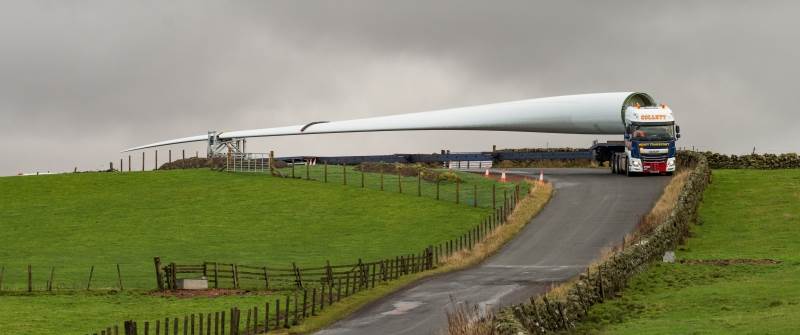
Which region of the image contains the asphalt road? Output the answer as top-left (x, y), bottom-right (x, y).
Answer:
top-left (317, 168), bottom-right (671, 335)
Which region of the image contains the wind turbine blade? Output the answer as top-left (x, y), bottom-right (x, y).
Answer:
top-left (123, 92), bottom-right (655, 151)
top-left (218, 92), bottom-right (648, 139)
top-left (121, 134), bottom-right (208, 152)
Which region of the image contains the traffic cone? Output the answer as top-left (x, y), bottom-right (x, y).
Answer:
top-left (484, 169), bottom-right (490, 177)
top-left (538, 170), bottom-right (544, 184)
top-left (500, 170), bottom-right (507, 183)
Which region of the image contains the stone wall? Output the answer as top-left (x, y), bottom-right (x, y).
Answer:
top-left (703, 152), bottom-right (800, 169)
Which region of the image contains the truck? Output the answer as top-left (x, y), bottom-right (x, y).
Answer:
top-left (123, 92), bottom-right (681, 178)
top-left (609, 104), bottom-right (681, 176)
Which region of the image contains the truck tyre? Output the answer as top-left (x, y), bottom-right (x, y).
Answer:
top-left (611, 157), bottom-right (617, 174)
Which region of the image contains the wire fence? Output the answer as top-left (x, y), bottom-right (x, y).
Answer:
top-left (226, 153), bottom-right (528, 210)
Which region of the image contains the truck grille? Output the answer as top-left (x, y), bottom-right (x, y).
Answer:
top-left (641, 153), bottom-right (668, 162)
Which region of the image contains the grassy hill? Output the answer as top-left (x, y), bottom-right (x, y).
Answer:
top-left (575, 169), bottom-right (800, 334)
top-left (0, 168), bottom-right (514, 334)
top-left (0, 169), bottom-right (498, 290)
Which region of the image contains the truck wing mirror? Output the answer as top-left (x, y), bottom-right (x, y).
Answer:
top-left (676, 125), bottom-right (681, 133)
top-left (676, 133), bottom-right (681, 139)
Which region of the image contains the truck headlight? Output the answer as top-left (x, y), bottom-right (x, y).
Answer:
top-left (667, 158), bottom-right (676, 171)
top-left (630, 158), bottom-right (643, 171)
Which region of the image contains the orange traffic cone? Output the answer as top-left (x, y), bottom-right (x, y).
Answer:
top-left (484, 169), bottom-right (490, 177)
top-left (500, 170), bottom-right (507, 183)
top-left (538, 170), bottom-right (544, 184)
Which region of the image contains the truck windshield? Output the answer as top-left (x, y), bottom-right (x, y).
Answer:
top-left (630, 124), bottom-right (674, 141)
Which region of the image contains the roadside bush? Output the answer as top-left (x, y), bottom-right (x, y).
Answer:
top-left (354, 162), bottom-right (461, 182)
top-left (158, 156), bottom-right (287, 171)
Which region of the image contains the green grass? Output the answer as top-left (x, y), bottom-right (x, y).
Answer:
top-left (575, 169), bottom-right (800, 334)
top-left (0, 168), bottom-right (518, 334)
top-left (0, 291), bottom-right (283, 335)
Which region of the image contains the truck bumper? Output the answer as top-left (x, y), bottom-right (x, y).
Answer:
top-left (642, 161), bottom-right (668, 173)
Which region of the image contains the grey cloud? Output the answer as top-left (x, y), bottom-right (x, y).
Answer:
top-left (1, 1), bottom-right (798, 175)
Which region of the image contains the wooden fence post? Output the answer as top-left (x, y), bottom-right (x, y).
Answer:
top-left (293, 292), bottom-right (300, 325)
top-left (292, 262), bottom-right (303, 288)
top-left (456, 179), bottom-right (460, 204)
top-left (311, 289), bottom-right (316, 316)
top-left (154, 150), bottom-right (158, 170)
top-left (117, 264), bottom-right (124, 290)
top-left (503, 189), bottom-right (508, 217)
top-left (492, 184), bottom-right (496, 209)
top-left (283, 297), bottom-right (290, 328)
top-left (128, 155), bottom-right (131, 172)
top-left (417, 172), bottom-right (422, 196)
top-left (87, 265), bottom-right (94, 290)
top-left (265, 302), bottom-right (271, 330)
top-left (168, 150), bottom-right (172, 164)
top-left (119, 159), bottom-right (123, 172)
top-left (274, 298), bottom-right (281, 329)
top-left (302, 289), bottom-right (309, 318)
top-left (154, 257), bottom-right (164, 291)
top-left (306, 160), bottom-right (310, 180)
top-left (342, 164), bottom-right (347, 185)
top-left (361, 169), bottom-right (365, 188)
top-left (269, 150), bottom-right (275, 175)
top-left (380, 169), bottom-right (384, 191)
top-left (170, 263), bottom-right (177, 290)
top-left (142, 152), bottom-right (145, 172)
top-left (232, 264), bottom-right (239, 289)
top-left (324, 163), bottom-right (328, 183)
top-left (473, 185), bottom-right (478, 207)
top-left (397, 169), bottom-right (402, 193)
top-left (264, 266), bottom-right (269, 290)
top-left (436, 180), bottom-right (440, 200)
top-left (0, 265), bottom-right (4, 291)
top-left (44, 266), bottom-right (54, 291)
top-left (254, 307), bottom-right (259, 333)
top-left (27, 264), bottom-right (32, 292)
top-left (182, 149), bottom-right (185, 161)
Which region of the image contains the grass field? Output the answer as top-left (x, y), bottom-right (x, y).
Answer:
top-left (575, 169), bottom-right (800, 334)
top-left (0, 167), bottom-right (517, 334)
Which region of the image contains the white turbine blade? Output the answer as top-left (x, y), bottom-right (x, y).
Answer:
top-left (121, 134), bottom-right (208, 152)
top-left (123, 92), bottom-right (655, 151)
top-left (218, 92), bottom-right (647, 139)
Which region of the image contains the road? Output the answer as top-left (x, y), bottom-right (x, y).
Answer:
top-left (317, 168), bottom-right (670, 335)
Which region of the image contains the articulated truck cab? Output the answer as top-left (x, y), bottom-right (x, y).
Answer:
top-left (611, 104), bottom-right (680, 176)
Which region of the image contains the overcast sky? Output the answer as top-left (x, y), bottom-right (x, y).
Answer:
top-left (2, 1), bottom-right (798, 175)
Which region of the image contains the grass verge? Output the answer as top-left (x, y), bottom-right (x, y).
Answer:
top-left (573, 169), bottom-right (800, 334)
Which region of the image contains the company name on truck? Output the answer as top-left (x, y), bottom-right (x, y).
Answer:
top-left (639, 114), bottom-right (668, 121)
top-left (639, 142), bottom-right (669, 148)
